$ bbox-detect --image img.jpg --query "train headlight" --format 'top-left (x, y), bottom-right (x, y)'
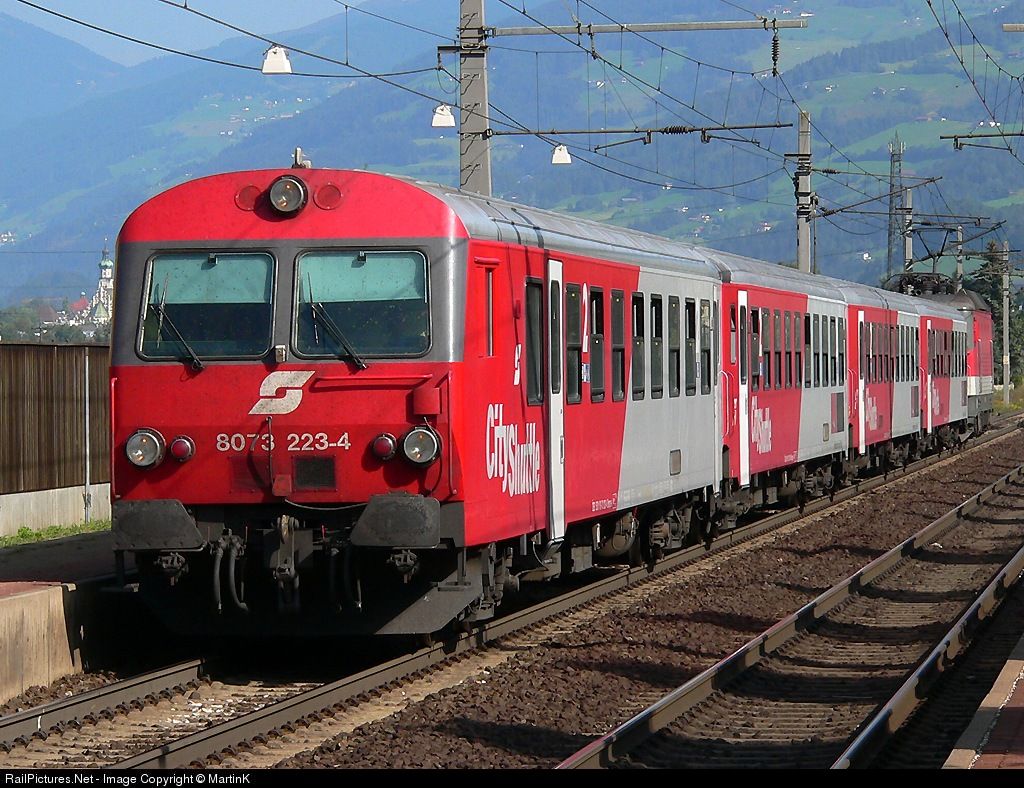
top-left (126, 429), bottom-right (166, 468)
top-left (402, 426), bottom-right (440, 465)
top-left (268, 175), bottom-right (307, 214)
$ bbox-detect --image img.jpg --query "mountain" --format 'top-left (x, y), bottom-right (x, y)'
top-left (1, 0), bottom-right (1022, 304)
top-left (0, 13), bottom-right (125, 130)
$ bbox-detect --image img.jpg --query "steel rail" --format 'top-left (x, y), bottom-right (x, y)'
top-left (0, 659), bottom-right (205, 748)
top-left (556, 460), bottom-right (1024, 768)
top-left (833, 468), bottom-right (1024, 768)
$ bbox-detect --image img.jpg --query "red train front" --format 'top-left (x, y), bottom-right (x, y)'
top-left (111, 168), bottom-right (512, 635)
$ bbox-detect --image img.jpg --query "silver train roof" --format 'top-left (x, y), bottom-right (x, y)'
top-left (400, 173), bottom-right (973, 322)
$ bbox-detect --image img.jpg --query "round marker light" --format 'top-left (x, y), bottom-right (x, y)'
top-left (402, 426), bottom-right (440, 465)
top-left (126, 429), bottom-right (165, 468)
top-left (371, 433), bottom-right (397, 461)
top-left (169, 435), bottom-right (196, 462)
top-left (268, 175), bottom-right (307, 214)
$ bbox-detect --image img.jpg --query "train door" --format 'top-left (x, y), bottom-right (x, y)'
top-left (547, 257), bottom-right (566, 541)
top-left (925, 319), bottom-right (933, 434)
top-left (857, 309), bottom-right (865, 455)
top-left (737, 289), bottom-right (750, 486)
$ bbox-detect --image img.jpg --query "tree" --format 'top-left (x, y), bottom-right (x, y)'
top-left (964, 241), bottom-right (1024, 384)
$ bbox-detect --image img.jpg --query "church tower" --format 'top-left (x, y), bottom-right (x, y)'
top-left (88, 243), bottom-right (115, 325)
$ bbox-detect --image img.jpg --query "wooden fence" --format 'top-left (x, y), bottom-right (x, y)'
top-left (0, 344), bottom-right (109, 495)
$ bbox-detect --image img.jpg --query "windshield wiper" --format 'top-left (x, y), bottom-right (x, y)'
top-left (148, 302), bottom-right (205, 371)
top-left (310, 301), bottom-right (368, 369)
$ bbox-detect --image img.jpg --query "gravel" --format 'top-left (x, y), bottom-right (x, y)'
top-left (282, 433), bottom-right (1024, 768)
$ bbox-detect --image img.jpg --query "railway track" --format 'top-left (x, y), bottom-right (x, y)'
top-left (1, 420), bottom-right (1019, 768)
top-left (558, 461), bottom-right (1024, 769)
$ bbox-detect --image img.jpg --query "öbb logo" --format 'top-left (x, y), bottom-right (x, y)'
top-left (485, 403), bottom-right (542, 497)
top-left (249, 371), bottom-right (315, 415)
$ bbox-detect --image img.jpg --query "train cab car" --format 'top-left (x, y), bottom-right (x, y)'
top-left (110, 167), bottom-right (725, 636)
top-left (110, 165), bottom-right (996, 639)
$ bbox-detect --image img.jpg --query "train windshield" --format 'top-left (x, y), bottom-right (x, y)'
top-left (140, 252), bottom-right (274, 360)
top-left (295, 250), bottom-right (429, 357)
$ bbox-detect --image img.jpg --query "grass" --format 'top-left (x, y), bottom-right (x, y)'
top-left (993, 382), bottom-right (1024, 415)
top-left (0, 519), bottom-right (111, 549)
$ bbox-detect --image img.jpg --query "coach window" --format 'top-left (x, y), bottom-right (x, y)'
top-left (838, 318), bottom-right (846, 385)
top-left (877, 323), bottom-right (884, 383)
top-left (897, 325), bottom-right (903, 383)
top-left (750, 308), bottom-right (761, 387)
top-left (701, 300), bottom-right (713, 395)
top-left (143, 252), bottom-right (274, 360)
top-left (669, 296), bottom-right (681, 397)
top-left (828, 317), bottom-right (837, 386)
top-left (883, 324), bottom-right (890, 383)
top-left (566, 284), bottom-right (582, 404)
top-left (713, 300), bottom-right (720, 386)
top-left (632, 293), bottom-right (645, 400)
top-left (739, 305), bottom-right (748, 384)
top-left (550, 283), bottom-right (561, 395)
top-left (525, 281), bottom-right (544, 405)
top-left (762, 308), bottom-right (772, 390)
top-left (611, 290), bottom-right (626, 401)
top-left (784, 311), bottom-right (793, 388)
top-left (890, 325), bottom-right (897, 382)
top-left (794, 312), bottom-right (803, 387)
top-left (729, 305), bottom-right (738, 366)
top-left (858, 323), bottom-right (865, 381)
top-left (897, 326), bottom-right (903, 382)
top-left (651, 295), bottom-right (664, 399)
top-left (773, 310), bottom-right (783, 390)
top-left (804, 313), bottom-right (812, 388)
top-left (485, 268), bottom-right (494, 356)
top-left (824, 316), bottom-right (833, 386)
top-left (813, 314), bottom-right (821, 387)
top-left (909, 325), bottom-right (917, 380)
top-left (685, 298), bottom-right (697, 396)
top-left (590, 288), bottom-right (606, 403)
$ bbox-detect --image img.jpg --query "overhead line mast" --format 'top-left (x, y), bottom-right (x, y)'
top-left (447, 0), bottom-right (808, 197)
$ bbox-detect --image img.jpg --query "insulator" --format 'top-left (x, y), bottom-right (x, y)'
top-left (772, 31), bottom-right (780, 77)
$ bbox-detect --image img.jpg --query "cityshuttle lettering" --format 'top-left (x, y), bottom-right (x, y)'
top-left (485, 403), bottom-right (542, 497)
top-left (751, 396), bottom-right (772, 455)
top-left (865, 394), bottom-right (880, 432)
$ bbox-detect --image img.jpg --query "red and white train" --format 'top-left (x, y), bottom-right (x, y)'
top-left (110, 166), bottom-right (994, 636)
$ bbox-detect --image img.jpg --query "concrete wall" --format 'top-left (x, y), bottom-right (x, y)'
top-left (0, 583), bottom-right (79, 704)
top-left (0, 484), bottom-right (111, 537)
